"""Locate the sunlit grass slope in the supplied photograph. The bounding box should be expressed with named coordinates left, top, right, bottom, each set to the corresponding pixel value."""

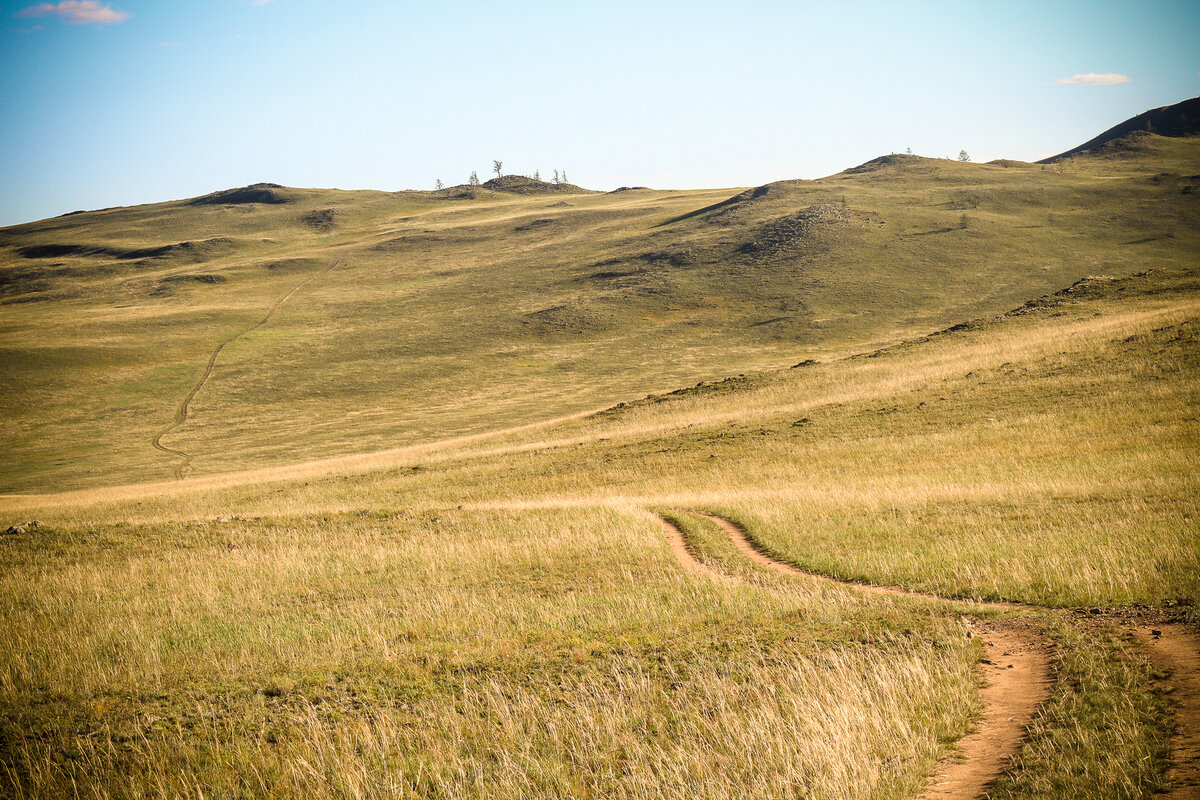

left=0, top=257, right=1193, bottom=798
left=14, top=263, right=1193, bottom=610
left=2, top=134, right=1197, bottom=491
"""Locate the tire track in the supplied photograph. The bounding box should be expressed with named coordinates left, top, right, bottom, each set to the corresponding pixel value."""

left=663, top=510, right=1050, bottom=800
left=1132, top=623, right=1200, bottom=799
left=667, top=509, right=1200, bottom=797
left=690, top=510, right=1037, bottom=611
left=655, top=513, right=730, bottom=582
left=152, top=255, right=345, bottom=479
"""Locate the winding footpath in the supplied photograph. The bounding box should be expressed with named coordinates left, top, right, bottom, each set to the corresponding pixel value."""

left=152, top=255, right=345, bottom=478
left=655, top=510, right=1200, bottom=800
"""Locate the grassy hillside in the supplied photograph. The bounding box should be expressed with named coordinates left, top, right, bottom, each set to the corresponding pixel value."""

left=0, top=255, right=1194, bottom=798
left=1, top=108, right=1197, bottom=796
left=2, top=134, right=1197, bottom=491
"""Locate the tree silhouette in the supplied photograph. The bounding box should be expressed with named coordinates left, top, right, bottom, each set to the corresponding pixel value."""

left=958, top=150, right=971, bottom=162
left=493, top=160, right=503, bottom=178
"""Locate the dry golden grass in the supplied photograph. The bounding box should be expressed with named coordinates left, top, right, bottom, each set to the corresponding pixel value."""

left=0, top=506, right=978, bottom=799
left=1, top=142, right=1196, bottom=796
left=3, top=136, right=1198, bottom=492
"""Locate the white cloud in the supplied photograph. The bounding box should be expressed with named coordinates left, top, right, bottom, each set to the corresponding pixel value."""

left=1055, top=72, right=1131, bottom=86
left=251, top=0, right=277, bottom=5
left=15, top=1, right=129, bottom=24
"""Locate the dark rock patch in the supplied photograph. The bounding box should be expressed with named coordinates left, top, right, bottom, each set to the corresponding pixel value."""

left=152, top=273, right=227, bottom=297
left=263, top=258, right=326, bottom=272
left=482, top=175, right=593, bottom=194
left=515, top=218, right=555, bottom=232
left=188, top=183, right=291, bottom=206
left=739, top=204, right=854, bottom=257
left=301, top=208, right=339, bottom=230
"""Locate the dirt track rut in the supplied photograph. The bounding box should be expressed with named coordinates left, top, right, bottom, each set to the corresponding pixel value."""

left=152, top=255, right=344, bottom=478
left=658, top=510, right=1200, bottom=798
left=671, top=510, right=1050, bottom=800
left=1133, top=623, right=1200, bottom=799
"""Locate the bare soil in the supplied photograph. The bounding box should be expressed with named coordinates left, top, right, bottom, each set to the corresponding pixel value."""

left=675, top=511, right=1052, bottom=800
left=1132, top=623, right=1200, bottom=799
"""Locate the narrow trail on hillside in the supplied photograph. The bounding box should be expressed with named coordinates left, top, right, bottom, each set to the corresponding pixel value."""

left=1132, top=624, right=1200, bottom=799
left=656, top=509, right=1200, bottom=798
left=152, top=255, right=345, bottom=479
left=658, top=510, right=1051, bottom=800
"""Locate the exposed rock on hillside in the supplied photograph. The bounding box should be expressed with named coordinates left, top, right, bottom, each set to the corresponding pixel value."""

left=740, top=205, right=857, bottom=257
left=301, top=208, right=339, bottom=230
left=188, top=183, right=292, bottom=206
left=482, top=175, right=593, bottom=194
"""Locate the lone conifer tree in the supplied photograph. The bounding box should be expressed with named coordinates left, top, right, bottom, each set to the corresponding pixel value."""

left=553, top=169, right=560, bottom=184
left=435, top=178, right=444, bottom=190
left=469, top=171, right=479, bottom=186
left=493, top=160, right=503, bottom=178
left=958, top=150, right=971, bottom=162
left=561, top=170, right=569, bottom=184
left=534, top=169, right=540, bottom=181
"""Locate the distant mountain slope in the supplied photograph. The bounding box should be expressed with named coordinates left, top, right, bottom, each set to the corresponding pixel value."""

left=1038, top=96, right=1200, bottom=162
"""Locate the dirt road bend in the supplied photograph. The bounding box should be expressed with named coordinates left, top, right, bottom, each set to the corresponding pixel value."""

left=667, top=510, right=1051, bottom=800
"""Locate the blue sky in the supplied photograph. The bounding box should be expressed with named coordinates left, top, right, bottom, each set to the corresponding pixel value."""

left=1, top=0, right=1197, bottom=226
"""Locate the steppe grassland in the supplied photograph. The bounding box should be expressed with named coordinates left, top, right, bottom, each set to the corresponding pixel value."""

left=0, top=503, right=979, bottom=799
left=1, top=266, right=1192, bottom=797
left=14, top=267, right=1194, bottom=612
left=1, top=137, right=1197, bottom=797
left=3, top=139, right=1197, bottom=493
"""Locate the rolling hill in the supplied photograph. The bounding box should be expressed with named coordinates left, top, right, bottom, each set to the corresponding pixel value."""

left=1, top=99, right=1197, bottom=492
left=0, top=99, right=1197, bottom=799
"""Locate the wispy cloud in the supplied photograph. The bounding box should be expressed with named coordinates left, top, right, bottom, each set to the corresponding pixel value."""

left=1056, top=72, right=1131, bottom=86
left=15, top=1, right=129, bottom=24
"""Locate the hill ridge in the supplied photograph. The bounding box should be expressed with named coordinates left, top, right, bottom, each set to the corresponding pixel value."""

left=1039, top=95, right=1200, bottom=162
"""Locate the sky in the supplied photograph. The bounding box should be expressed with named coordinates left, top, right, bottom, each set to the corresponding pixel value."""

left=1, top=0, right=1198, bottom=226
